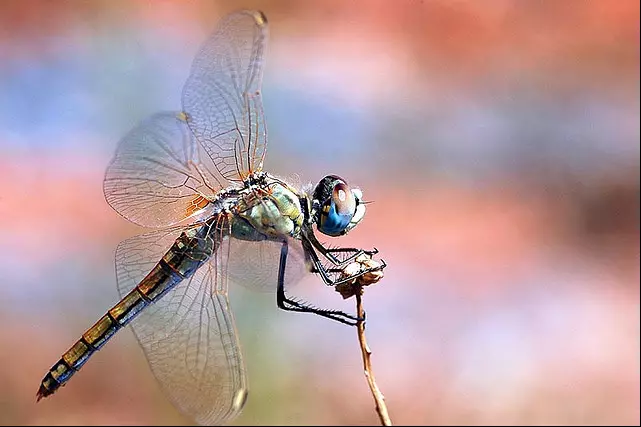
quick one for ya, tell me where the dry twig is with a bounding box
[355,291,392,426]
[337,254,392,426]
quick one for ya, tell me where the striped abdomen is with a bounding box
[37,223,216,401]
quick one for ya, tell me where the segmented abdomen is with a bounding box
[37,223,217,400]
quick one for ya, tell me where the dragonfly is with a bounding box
[36,9,385,426]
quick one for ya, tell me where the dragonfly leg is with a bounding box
[310,259,387,286]
[305,231,377,266]
[302,237,387,287]
[276,240,363,326]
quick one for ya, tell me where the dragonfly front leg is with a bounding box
[305,231,377,267]
[276,240,363,326]
[301,236,386,288]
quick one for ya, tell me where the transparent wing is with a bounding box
[115,226,247,426]
[228,237,311,292]
[104,111,227,228]
[182,10,269,182]
[114,226,187,294]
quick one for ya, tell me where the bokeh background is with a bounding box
[0,0,638,425]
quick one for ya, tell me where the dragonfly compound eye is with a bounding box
[318,181,357,237]
[332,183,356,216]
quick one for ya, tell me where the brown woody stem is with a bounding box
[355,291,392,426]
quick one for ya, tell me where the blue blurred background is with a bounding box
[0,0,638,425]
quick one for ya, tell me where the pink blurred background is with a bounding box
[0,0,638,425]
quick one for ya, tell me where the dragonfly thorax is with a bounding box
[231,173,304,241]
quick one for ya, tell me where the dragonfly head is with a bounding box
[312,175,366,237]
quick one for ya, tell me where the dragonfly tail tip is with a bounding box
[36,384,52,402]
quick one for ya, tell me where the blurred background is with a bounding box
[0,0,638,425]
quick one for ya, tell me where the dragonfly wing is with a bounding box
[104,111,226,228]
[114,226,187,297]
[182,10,268,182]
[227,237,311,292]
[115,227,247,426]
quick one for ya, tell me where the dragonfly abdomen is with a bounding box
[37,224,216,401]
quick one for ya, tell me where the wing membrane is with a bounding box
[182,10,268,182]
[115,226,247,425]
[104,111,225,228]
[228,237,311,292]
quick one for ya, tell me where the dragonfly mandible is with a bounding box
[37,9,385,426]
